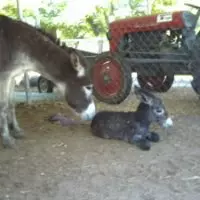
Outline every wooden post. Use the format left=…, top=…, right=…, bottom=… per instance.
left=16, top=0, right=31, bottom=104
left=34, top=5, right=41, bottom=28
left=24, top=72, right=31, bottom=104
left=98, top=39, right=104, bottom=54
left=16, top=0, right=23, bottom=20
left=146, top=0, right=152, bottom=15
left=74, top=41, right=79, bottom=48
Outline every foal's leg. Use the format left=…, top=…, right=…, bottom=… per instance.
left=146, top=132, right=160, bottom=142
left=0, top=76, right=15, bottom=147
left=7, top=78, right=24, bottom=138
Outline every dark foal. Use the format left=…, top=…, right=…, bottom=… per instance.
left=0, top=15, right=96, bottom=148
left=91, top=86, right=173, bottom=151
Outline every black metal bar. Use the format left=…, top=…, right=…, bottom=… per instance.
left=85, top=56, right=98, bottom=58
left=124, top=58, right=190, bottom=64
left=121, top=51, right=188, bottom=56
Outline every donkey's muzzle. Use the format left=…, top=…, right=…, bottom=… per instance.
left=80, top=100, right=96, bottom=121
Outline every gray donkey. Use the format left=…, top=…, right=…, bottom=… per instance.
left=0, top=15, right=96, bottom=148
left=91, top=86, right=173, bottom=150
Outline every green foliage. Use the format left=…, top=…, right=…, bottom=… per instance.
left=83, top=5, right=112, bottom=37
left=128, top=0, right=146, bottom=16
left=151, top=0, right=176, bottom=14
left=0, top=0, right=34, bottom=19
left=38, top=1, right=67, bottom=30
left=58, top=22, right=89, bottom=39
left=0, top=2, right=18, bottom=18
left=0, top=0, right=92, bottom=39
left=35, top=1, right=67, bottom=38
left=0, top=0, right=178, bottom=39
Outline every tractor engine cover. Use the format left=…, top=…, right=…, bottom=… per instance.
left=108, top=11, right=196, bottom=53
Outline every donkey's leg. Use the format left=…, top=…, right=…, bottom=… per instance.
left=0, top=76, right=15, bottom=147
left=7, top=78, right=24, bottom=138
left=7, top=103, right=24, bottom=138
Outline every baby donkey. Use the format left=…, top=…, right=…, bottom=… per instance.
left=91, top=86, right=173, bottom=151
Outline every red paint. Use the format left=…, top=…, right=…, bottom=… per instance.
left=109, top=11, right=185, bottom=53
left=93, top=57, right=122, bottom=98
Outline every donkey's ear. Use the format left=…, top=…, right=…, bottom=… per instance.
left=134, top=85, right=154, bottom=105
left=69, top=49, right=85, bottom=77
left=69, top=48, right=78, bottom=67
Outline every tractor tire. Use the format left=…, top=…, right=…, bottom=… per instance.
left=137, top=74, right=174, bottom=93
left=91, top=53, right=132, bottom=104
left=37, top=76, right=54, bottom=93
left=191, top=74, right=200, bottom=95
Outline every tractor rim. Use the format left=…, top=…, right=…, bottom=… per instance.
left=93, top=57, right=122, bottom=98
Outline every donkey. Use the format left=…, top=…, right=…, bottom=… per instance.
left=91, top=86, right=173, bottom=151
left=0, top=15, right=96, bottom=148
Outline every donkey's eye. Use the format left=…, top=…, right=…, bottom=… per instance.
left=83, top=85, right=93, bottom=98
left=85, top=84, right=93, bottom=90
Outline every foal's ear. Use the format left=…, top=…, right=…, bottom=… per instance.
left=69, top=48, right=85, bottom=77
left=134, top=85, right=155, bottom=105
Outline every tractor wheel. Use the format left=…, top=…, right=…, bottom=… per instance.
left=137, top=74, right=174, bottom=92
left=191, top=75, right=200, bottom=95
left=91, top=53, right=132, bottom=104
left=37, top=76, right=54, bottom=93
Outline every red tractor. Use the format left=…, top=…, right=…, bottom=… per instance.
left=91, top=3, right=200, bottom=104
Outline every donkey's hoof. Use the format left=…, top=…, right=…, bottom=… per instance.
left=2, top=136, right=16, bottom=148
left=11, top=129, right=25, bottom=139
left=138, top=140, right=151, bottom=151
left=147, top=132, right=160, bottom=142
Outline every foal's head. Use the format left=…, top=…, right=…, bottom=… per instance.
left=134, top=86, right=173, bottom=128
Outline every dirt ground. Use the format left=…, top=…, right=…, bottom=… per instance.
left=0, top=88, right=200, bottom=200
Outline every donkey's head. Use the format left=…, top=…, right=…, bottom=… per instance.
left=35, top=28, right=96, bottom=121
left=58, top=47, right=95, bottom=121
left=134, top=86, right=173, bottom=128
